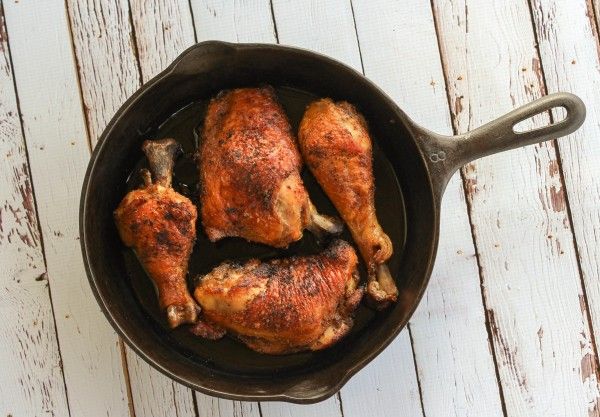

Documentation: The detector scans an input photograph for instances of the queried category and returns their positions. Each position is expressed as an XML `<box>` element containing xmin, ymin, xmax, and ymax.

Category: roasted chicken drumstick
<box><xmin>191</xmin><ymin>240</ymin><xmax>363</xmax><ymax>354</ymax></box>
<box><xmin>115</xmin><ymin>139</ymin><xmax>199</xmax><ymax>328</ymax></box>
<box><xmin>199</xmin><ymin>87</ymin><xmax>341</xmax><ymax>248</ymax></box>
<box><xmin>298</xmin><ymin>99</ymin><xmax>398</xmax><ymax>309</ymax></box>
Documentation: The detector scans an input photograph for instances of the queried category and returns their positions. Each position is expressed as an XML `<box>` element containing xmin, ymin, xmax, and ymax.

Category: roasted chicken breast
<box><xmin>199</xmin><ymin>87</ymin><xmax>341</xmax><ymax>248</ymax></box>
<box><xmin>192</xmin><ymin>240</ymin><xmax>363</xmax><ymax>354</ymax></box>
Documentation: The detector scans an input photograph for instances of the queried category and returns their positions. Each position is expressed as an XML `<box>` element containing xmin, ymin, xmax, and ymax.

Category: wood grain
<box><xmin>529</xmin><ymin>0</ymin><xmax>600</xmax><ymax>412</ymax></box>
<box><xmin>190</xmin><ymin>0</ymin><xmax>275</xmax><ymax>43</ymax></box>
<box><xmin>271</xmin><ymin>0</ymin><xmax>362</xmax><ymax>70</ymax></box>
<box><xmin>0</xmin><ymin>5</ymin><xmax>70</xmax><ymax>417</ymax></box>
<box><xmin>67</xmin><ymin>0</ymin><xmax>140</xmax><ymax>146</ymax></box>
<box><xmin>595</xmin><ymin>0</ymin><xmax>600</xmax><ymax>31</ymax></box>
<box><xmin>126</xmin><ymin>352</ymin><xmax>196</xmax><ymax>417</ymax></box>
<box><xmin>2</xmin><ymin>1</ymin><xmax>597</xmax><ymax>416</ymax></box>
<box><xmin>349</xmin><ymin>1</ymin><xmax>506</xmax><ymax>416</ymax></box>
<box><xmin>130</xmin><ymin>0</ymin><xmax>196</xmax><ymax>81</ymax></box>
<box><xmin>340</xmin><ymin>331</ymin><xmax>424</xmax><ymax>417</ymax></box>
<box><xmin>261</xmin><ymin>396</ymin><xmax>343</xmax><ymax>417</ymax></box>
<box><xmin>2</xmin><ymin>1</ymin><xmax>131</xmax><ymax>416</ymax></box>
<box><xmin>432</xmin><ymin>0</ymin><xmax>600</xmax><ymax>415</ymax></box>
<box><xmin>191</xmin><ymin>394</ymin><xmax>259</xmax><ymax>417</ymax></box>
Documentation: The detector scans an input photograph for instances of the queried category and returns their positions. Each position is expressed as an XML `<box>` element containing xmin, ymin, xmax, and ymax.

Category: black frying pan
<box><xmin>80</xmin><ymin>41</ymin><xmax>585</xmax><ymax>403</ymax></box>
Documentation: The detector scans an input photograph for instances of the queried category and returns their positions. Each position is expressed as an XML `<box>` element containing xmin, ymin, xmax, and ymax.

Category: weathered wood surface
<box><xmin>130</xmin><ymin>0</ymin><xmax>196</xmax><ymax>80</ymax></box>
<box><xmin>529</xmin><ymin>3</ymin><xmax>600</xmax><ymax>410</ymax></box>
<box><xmin>128</xmin><ymin>1</ymin><xmax>199</xmax><ymax>416</ymax></box>
<box><xmin>432</xmin><ymin>0</ymin><xmax>600</xmax><ymax>416</ymax></box>
<box><xmin>2</xmin><ymin>1</ymin><xmax>131</xmax><ymax>416</ymax></box>
<box><xmin>0</xmin><ymin>4</ymin><xmax>70</xmax><ymax>417</ymax></box>
<box><xmin>2</xmin><ymin>0</ymin><xmax>600</xmax><ymax>416</ymax></box>
<box><xmin>350</xmin><ymin>1</ymin><xmax>505</xmax><ymax>416</ymax></box>
<box><xmin>190</xmin><ymin>0</ymin><xmax>275</xmax><ymax>43</ymax></box>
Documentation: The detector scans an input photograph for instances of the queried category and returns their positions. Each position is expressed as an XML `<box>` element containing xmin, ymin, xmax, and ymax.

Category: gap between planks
<box><xmin>63</xmin><ymin>2</ymin><xmax>138</xmax><ymax>415</ymax></box>
<box><xmin>525</xmin><ymin>0</ymin><xmax>600</xmax><ymax>397</ymax></box>
<box><xmin>528</xmin><ymin>0</ymin><xmax>600</xmax><ymax>414</ymax></box>
<box><xmin>0</xmin><ymin>2</ymin><xmax>71</xmax><ymax>415</ymax></box>
<box><xmin>431</xmin><ymin>0</ymin><xmax>600</xmax><ymax>415</ymax></box>
<box><xmin>2</xmin><ymin>1</ymin><xmax>133</xmax><ymax>415</ymax></box>
<box><xmin>428</xmin><ymin>0</ymin><xmax>510</xmax><ymax>415</ymax></box>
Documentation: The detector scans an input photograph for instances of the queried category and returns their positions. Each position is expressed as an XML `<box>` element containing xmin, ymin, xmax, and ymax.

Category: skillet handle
<box><xmin>420</xmin><ymin>92</ymin><xmax>586</xmax><ymax>201</ymax></box>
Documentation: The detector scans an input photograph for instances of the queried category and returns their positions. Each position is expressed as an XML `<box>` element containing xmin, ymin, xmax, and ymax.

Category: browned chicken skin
<box><xmin>115</xmin><ymin>139</ymin><xmax>199</xmax><ymax>328</ymax></box>
<box><xmin>298</xmin><ymin>99</ymin><xmax>398</xmax><ymax>309</ymax></box>
<box><xmin>199</xmin><ymin>87</ymin><xmax>342</xmax><ymax>248</ymax></box>
<box><xmin>192</xmin><ymin>240</ymin><xmax>363</xmax><ymax>354</ymax></box>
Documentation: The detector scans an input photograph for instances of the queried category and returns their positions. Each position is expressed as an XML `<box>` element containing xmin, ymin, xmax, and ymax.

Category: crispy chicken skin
<box><xmin>192</xmin><ymin>240</ymin><xmax>363</xmax><ymax>354</ymax></box>
<box><xmin>199</xmin><ymin>87</ymin><xmax>341</xmax><ymax>248</ymax></box>
<box><xmin>298</xmin><ymin>99</ymin><xmax>398</xmax><ymax>309</ymax></box>
<box><xmin>115</xmin><ymin>139</ymin><xmax>199</xmax><ymax>328</ymax></box>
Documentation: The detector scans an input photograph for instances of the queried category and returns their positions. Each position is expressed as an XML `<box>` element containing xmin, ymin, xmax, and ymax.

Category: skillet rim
<box><xmin>79</xmin><ymin>40</ymin><xmax>441</xmax><ymax>403</ymax></box>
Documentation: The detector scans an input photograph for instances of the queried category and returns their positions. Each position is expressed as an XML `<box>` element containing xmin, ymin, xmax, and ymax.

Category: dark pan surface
<box><xmin>124</xmin><ymin>87</ymin><xmax>407</xmax><ymax>375</ymax></box>
<box><xmin>81</xmin><ymin>42</ymin><xmax>440</xmax><ymax>402</ymax></box>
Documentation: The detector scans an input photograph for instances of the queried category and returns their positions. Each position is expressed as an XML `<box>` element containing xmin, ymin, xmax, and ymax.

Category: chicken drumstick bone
<box><xmin>299</xmin><ymin>99</ymin><xmax>398</xmax><ymax>309</ymax></box>
<box><xmin>115</xmin><ymin>139</ymin><xmax>199</xmax><ymax>328</ymax></box>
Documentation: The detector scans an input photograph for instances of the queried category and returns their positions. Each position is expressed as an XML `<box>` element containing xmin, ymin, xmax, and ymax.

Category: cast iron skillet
<box><xmin>80</xmin><ymin>41</ymin><xmax>586</xmax><ymax>404</ymax></box>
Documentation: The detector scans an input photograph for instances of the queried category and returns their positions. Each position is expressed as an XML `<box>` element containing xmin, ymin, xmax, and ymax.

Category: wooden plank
<box><xmin>348</xmin><ymin>1</ymin><xmax>506</xmax><ymax>416</ymax></box>
<box><xmin>194</xmin><ymin>394</ymin><xmax>261</xmax><ymax>417</ymax></box>
<box><xmin>129</xmin><ymin>0</ymin><xmax>196</xmax><ymax>80</ymax></box>
<box><xmin>2</xmin><ymin>1</ymin><xmax>131</xmax><ymax>416</ymax></box>
<box><xmin>269</xmin><ymin>1</ymin><xmax>425</xmax><ymax>416</ymax></box>
<box><xmin>126</xmin><ymin>352</ymin><xmax>196</xmax><ymax>417</ymax></box>
<box><xmin>190</xmin><ymin>0</ymin><xmax>275</xmax><ymax>43</ymax></box>
<box><xmin>340</xmin><ymin>331</ymin><xmax>424</xmax><ymax>417</ymax></box>
<box><xmin>260</xmin><ymin>396</ymin><xmax>343</xmax><ymax>417</ymax></box>
<box><xmin>66</xmin><ymin>0</ymin><xmax>140</xmax><ymax>146</ymax></box>
<box><xmin>271</xmin><ymin>0</ymin><xmax>362</xmax><ymax>71</ymax></box>
<box><xmin>528</xmin><ymin>0</ymin><xmax>600</xmax><ymax>412</ymax></box>
<box><xmin>432</xmin><ymin>0</ymin><xmax>600</xmax><ymax>415</ymax></box>
<box><xmin>0</xmin><ymin>5</ymin><xmax>70</xmax><ymax>417</ymax></box>
<box><xmin>68</xmin><ymin>1</ymin><xmax>198</xmax><ymax>415</ymax></box>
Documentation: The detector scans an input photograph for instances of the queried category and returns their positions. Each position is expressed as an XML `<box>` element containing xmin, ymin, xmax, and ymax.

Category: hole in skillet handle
<box><xmin>512</xmin><ymin>105</ymin><xmax>568</xmax><ymax>133</ymax></box>
<box><xmin>458</xmin><ymin>92</ymin><xmax>585</xmax><ymax>161</ymax></box>
<box><xmin>414</xmin><ymin>92</ymin><xmax>586</xmax><ymax>202</ymax></box>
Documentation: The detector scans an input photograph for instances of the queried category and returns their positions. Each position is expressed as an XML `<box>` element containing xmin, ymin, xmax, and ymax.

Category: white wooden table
<box><xmin>1</xmin><ymin>1</ymin><xmax>599</xmax><ymax>416</ymax></box>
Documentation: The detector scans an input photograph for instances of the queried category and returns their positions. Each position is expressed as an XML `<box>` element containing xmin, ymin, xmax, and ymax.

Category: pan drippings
<box><xmin>123</xmin><ymin>86</ymin><xmax>406</xmax><ymax>374</ymax></box>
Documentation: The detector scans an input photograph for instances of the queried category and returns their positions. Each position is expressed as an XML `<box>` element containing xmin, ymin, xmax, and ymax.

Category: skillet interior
<box><xmin>81</xmin><ymin>42</ymin><xmax>439</xmax><ymax>402</ymax></box>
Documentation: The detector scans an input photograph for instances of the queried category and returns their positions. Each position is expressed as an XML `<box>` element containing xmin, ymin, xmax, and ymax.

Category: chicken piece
<box><xmin>199</xmin><ymin>87</ymin><xmax>341</xmax><ymax>248</ymax></box>
<box><xmin>115</xmin><ymin>139</ymin><xmax>199</xmax><ymax>328</ymax></box>
<box><xmin>298</xmin><ymin>99</ymin><xmax>398</xmax><ymax>309</ymax></box>
<box><xmin>192</xmin><ymin>240</ymin><xmax>363</xmax><ymax>354</ymax></box>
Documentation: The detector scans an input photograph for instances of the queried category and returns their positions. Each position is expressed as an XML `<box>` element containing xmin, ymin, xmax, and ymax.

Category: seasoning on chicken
<box><xmin>298</xmin><ymin>99</ymin><xmax>398</xmax><ymax>309</ymax></box>
<box><xmin>115</xmin><ymin>139</ymin><xmax>199</xmax><ymax>328</ymax></box>
<box><xmin>199</xmin><ymin>87</ymin><xmax>342</xmax><ymax>248</ymax></box>
<box><xmin>191</xmin><ymin>240</ymin><xmax>363</xmax><ymax>354</ymax></box>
